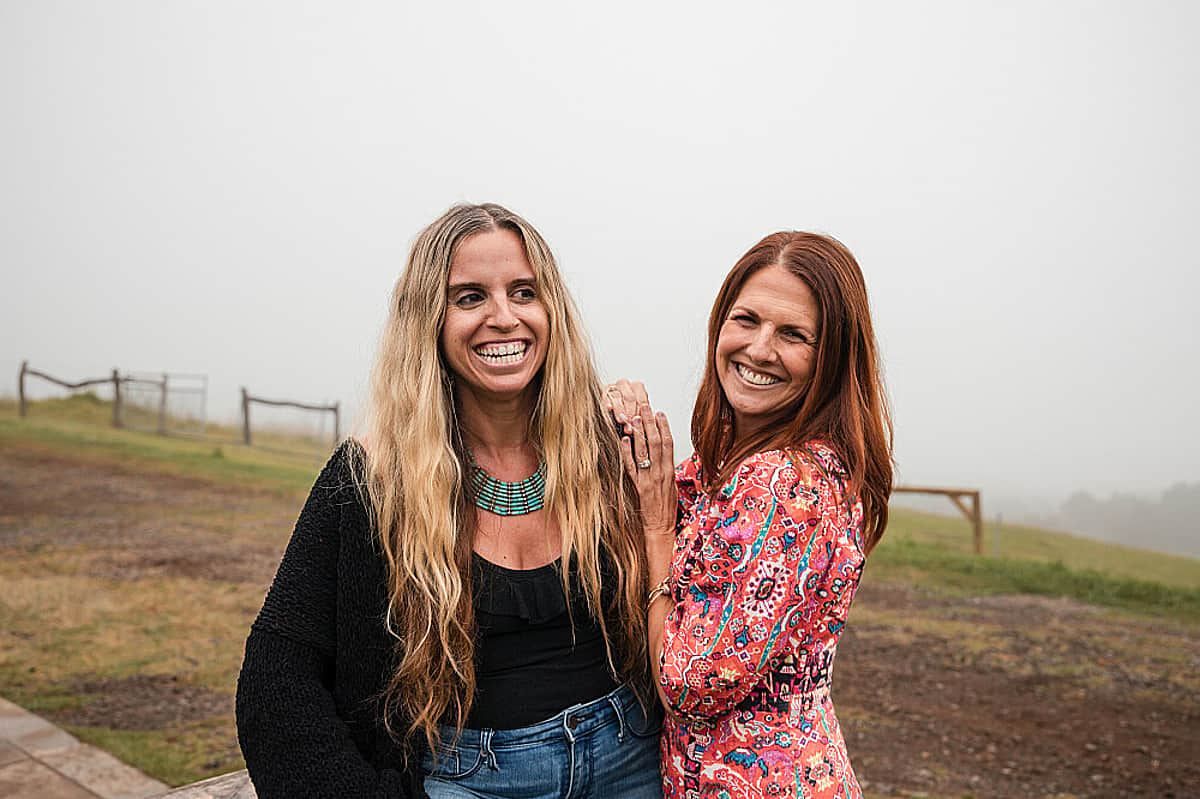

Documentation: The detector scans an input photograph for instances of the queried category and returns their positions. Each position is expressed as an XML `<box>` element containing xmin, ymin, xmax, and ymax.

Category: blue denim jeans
<box><xmin>422</xmin><ymin>684</ymin><xmax>663</xmax><ymax>799</ymax></box>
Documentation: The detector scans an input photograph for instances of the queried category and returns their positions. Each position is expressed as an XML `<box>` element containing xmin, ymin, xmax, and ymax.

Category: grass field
<box><xmin>2</xmin><ymin>396</ymin><xmax>1198</xmax><ymax>794</ymax></box>
<box><xmin>0</xmin><ymin>394</ymin><xmax>325</xmax><ymax>492</ymax></box>
<box><xmin>1</xmin><ymin>397</ymin><xmax>323</xmax><ymax>784</ymax></box>
<box><xmin>883</xmin><ymin>502</ymin><xmax>1200</xmax><ymax>590</ymax></box>
<box><xmin>8</xmin><ymin>394</ymin><xmax>1197</xmax><ymax>607</ymax></box>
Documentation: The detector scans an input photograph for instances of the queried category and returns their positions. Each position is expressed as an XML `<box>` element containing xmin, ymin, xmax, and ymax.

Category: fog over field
<box><xmin>2</xmin><ymin>1</ymin><xmax>1198</xmax><ymax>557</ymax></box>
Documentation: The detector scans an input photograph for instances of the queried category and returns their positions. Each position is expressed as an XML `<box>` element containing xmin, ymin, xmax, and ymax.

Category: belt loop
<box><xmin>608</xmin><ymin>692</ymin><xmax>628</xmax><ymax>743</ymax></box>
<box><xmin>481</xmin><ymin>728</ymin><xmax>498</xmax><ymax>771</ymax></box>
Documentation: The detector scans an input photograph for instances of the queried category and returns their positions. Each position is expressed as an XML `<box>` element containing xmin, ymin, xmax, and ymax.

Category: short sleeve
<box><xmin>659</xmin><ymin>448</ymin><xmax>849</xmax><ymax>719</ymax></box>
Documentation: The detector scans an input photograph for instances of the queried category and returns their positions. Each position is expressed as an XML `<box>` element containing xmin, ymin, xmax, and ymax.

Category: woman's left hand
<box><xmin>604</xmin><ymin>380</ymin><xmax>677</xmax><ymax>537</ymax></box>
<box><xmin>606</xmin><ymin>381</ymin><xmax>678</xmax><ymax>710</ymax></box>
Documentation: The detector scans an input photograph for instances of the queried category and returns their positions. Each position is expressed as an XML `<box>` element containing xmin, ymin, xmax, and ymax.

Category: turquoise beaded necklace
<box><xmin>467</xmin><ymin>450</ymin><xmax>546</xmax><ymax>516</ymax></box>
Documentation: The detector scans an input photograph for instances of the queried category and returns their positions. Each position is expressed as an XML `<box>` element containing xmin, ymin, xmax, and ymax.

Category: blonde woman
<box><xmin>236</xmin><ymin>204</ymin><xmax>662</xmax><ymax>798</ymax></box>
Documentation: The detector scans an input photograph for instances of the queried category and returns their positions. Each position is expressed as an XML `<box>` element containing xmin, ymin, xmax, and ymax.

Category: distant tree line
<box><xmin>1058</xmin><ymin>482</ymin><xmax>1200</xmax><ymax>558</ymax></box>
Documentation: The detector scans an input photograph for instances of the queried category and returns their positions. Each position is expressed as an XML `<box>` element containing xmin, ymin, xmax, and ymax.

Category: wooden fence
<box><xmin>17</xmin><ymin>361</ymin><xmax>206</xmax><ymax>436</ymax></box>
<box><xmin>16</xmin><ymin>363</ymin><xmax>341</xmax><ymax>453</ymax></box>
<box><xmin>240</xmin><ymin>387</ymin><xmax>340</xmax><ymax>450</ymax></box>
<box><xmin>18</xmin><ymin>360</ymin><xmax>124</xmax><ymax>426</ymax></box>
<box><xmin>893</xmin><ymin>485</ymin><xmax>983</xmax><ymax>554</ymax></box>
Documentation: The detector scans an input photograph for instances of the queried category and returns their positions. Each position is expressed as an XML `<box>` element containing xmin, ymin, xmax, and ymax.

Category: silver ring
<box><xmin>637</xmin><ymin>459</ymin><xmax>652</xmax><ymax>470</ymax></box>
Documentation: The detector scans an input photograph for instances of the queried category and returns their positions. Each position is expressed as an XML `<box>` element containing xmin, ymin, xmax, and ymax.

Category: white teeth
<box><xmin>475</xmin><ymin>341</ymin><xmax>527</xmax><ymax>364</ymax></box>
<box><xmin>736</xmin><ymin>363</ymin><xmax>780</xmax><ymax>386</ymax></box>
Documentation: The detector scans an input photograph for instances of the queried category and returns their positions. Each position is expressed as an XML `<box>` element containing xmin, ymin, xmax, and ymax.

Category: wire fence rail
<box><xmin>121</xmin><ymin>371</ymin><xmax>208</xmax><ymax>436</ymax></box>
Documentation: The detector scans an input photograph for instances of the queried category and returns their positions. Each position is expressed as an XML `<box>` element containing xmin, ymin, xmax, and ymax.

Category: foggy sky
<box><xmin>3</xmin><ymin>1</ymin><xmax>1198</xmax><ymax>522</ymax></box>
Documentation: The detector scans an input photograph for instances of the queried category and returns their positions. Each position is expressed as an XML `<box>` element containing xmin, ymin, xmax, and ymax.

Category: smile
<box><xmin>474</xmin><ymin>340</ymin><xmax>529</xmax><ymax>366</ymax></box>
<box><xmin>735</xmin><ymin>363</ymin><xmax>781</xmax><ymax>386</ymax></box>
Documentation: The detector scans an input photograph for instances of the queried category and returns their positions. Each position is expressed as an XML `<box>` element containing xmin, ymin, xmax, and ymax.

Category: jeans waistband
<box><xmin>438</xmin><ymin>684</ymin><xmax>642</xmax><ymax>749</ymax></box>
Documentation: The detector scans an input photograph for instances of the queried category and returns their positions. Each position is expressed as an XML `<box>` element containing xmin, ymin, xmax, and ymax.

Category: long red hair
<box><xmin>691</xmin><ymin>232</ymin><xmax>894</xmax><ymax>552</ymax></box>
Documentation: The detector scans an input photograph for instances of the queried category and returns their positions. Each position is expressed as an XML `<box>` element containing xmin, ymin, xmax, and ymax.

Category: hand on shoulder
<box><xmin>605</xmin><ymin>380</ymin><xmax>677</xmax><ymax>534</ymax></box>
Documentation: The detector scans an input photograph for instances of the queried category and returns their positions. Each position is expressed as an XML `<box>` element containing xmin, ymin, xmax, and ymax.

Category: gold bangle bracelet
<box><xmin>647</xmin><ymin>575</ymin><xmax>673</xmax><ymax>605</ymax></box>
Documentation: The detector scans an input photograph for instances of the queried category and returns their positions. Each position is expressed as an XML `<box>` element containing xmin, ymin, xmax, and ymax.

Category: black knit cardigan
<box><xmin>236</xmin><ymin>442</ymin><xmax>425</xmax><ymax>798</ymax></box>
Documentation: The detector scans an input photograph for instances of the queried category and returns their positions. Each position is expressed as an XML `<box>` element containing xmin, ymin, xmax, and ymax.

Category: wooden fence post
<box><xmin>241</xmin><ymin>387</ymin><xmax>251</xmax><ymax>445</ymax></box>
<box><xmin>971</xmin><ymin>491</ymin><xmax>983</xmax><ymax>555</ymax></box>
<box><xmin>18</xmin><ymin>360</ymin><xmax>27</xmax><ymax>417</ymax></box>
<box><xmin>241</xmin><ymin>390</ymin><xmax>340</xmax><ymax>453</ymax></box>
<box><xmin>112</xmin><ymin>369</ymin><xmax>122</xmax><ymax>428</ymax></box>
<box><xmin>157</xmin><ymin>372</ymin><xmax>169</xmax><ymax>435</ymax></box>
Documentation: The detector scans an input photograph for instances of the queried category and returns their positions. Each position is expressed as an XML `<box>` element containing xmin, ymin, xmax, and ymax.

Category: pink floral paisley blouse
<box><xmin>660</xmin><ymin>442</ymin><xmax>865</xmax><ymax>799</ymax></box>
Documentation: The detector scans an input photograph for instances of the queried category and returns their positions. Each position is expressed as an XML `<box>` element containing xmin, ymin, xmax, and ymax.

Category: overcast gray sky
<box><xmin>3</xmin><ymin>1</ymin><xmax>1197</xmax><ymax>522</ymax></box>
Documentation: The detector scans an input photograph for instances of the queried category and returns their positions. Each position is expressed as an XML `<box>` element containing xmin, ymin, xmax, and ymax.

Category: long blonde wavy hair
<box><xmin>356</xmin><ymin>203</ymin><xmax>648</xmax><ymax>753</ymax></box>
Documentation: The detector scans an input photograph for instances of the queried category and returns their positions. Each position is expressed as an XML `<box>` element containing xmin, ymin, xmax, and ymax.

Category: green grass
<box><xmin>0</xmin><ymin>395</ymin><xmax>326</xmax><ymax>493</ymax></box>
<box><xmin>2</xmin><ymin>392</ymin><xmax>119</xmax><ymax>425</ymax></box>
<box><xmin>62</xmin><ymin>723</ymin><xmax>239</xmax><ymax>787</ymax></box>
<box><xmin>886</xmin><ymin>505</ymin><xmax>1200</xmax><ymax>590</ymax></box>
<box><xmin>6</xmin><ymin>394</ymin><xmax>1198</xmax><ymax>595</ymax></box>
<box><xmin>870</xmin><ymin>534</ymin><xmax>1200</xmax><ymax>619</ymax></box>
<box><xmin>0</xmin><ymin>395</ymin><xmax>330</xmax><ymax>785</ymax></box>
<box><xmin>4</xmin><ymin>395</ymin><xmax>1200</xmax><ymax>789</ymax></box>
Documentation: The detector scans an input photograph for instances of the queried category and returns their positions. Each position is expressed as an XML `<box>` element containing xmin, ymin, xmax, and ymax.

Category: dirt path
<box><xmin>838</xmin><ymin>583</ymin><xmax>1200</xmax><ymax>798</ymax></box>
<box><xmin>2</xmin><ymin>443</ymin><xmax>1198</xmax><ymax>796</ymax></box>
<box><xmin>0</xmin><ymin>446</ymin><xmax>292</xmax><ymax>583</ymax></box>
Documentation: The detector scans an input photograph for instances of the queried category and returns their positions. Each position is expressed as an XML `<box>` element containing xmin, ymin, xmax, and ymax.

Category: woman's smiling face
<box><xmin>715</xmin><ymin>265</ymin><xmax>821</xmax><ymax>442</ymax></box>
<box><xmin>440</xmin><ymin>228</ymin><xmax>549</xmax><ymax>404</ymax></box>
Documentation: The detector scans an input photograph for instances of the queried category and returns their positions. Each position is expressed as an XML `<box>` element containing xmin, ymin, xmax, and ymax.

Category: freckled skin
<box><xmin>715</xmin><ymin>266</ymin><xmax>821</xmax><ymax>442</ymax></box>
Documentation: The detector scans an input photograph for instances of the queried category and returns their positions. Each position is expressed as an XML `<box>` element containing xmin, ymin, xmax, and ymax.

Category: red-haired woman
<box><xmin>609</xmin><ymin>232</ymin><xmax>893</xmax><ymax>798</ymax></box>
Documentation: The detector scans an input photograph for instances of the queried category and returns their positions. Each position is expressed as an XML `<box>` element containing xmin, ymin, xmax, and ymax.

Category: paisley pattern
<box><xmin>660</xmin><ymin>443</ymin><xmax>865</xmax><ymax>799</ymax></box>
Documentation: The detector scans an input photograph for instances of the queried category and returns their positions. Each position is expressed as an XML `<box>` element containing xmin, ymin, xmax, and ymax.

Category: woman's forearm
<box><xmin>647</xmin><ymin>593</ymin><xmax>672</xmax><ymax>709</ymax></box>
<box><xmin>645</xmin><ymin>529</ymin><xmax>674</xmax><ymax>709</ymax></box>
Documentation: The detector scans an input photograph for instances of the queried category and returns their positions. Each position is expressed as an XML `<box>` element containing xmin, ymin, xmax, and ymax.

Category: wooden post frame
<box><xmin>893</xmin><ymin>486</ymin><xmax>984</xmax><ymax>554</ymax></box>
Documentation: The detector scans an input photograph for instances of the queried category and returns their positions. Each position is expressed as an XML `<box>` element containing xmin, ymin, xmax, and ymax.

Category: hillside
<box><xmin>1</xmin><ymin>399</ymin><xmax>1197</xmax><ymax>797</ymax></box>
<box><xmin>885</xmin><ymin>503</ymin><xmax>1200</xmax><ymax>591</ymax></box>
